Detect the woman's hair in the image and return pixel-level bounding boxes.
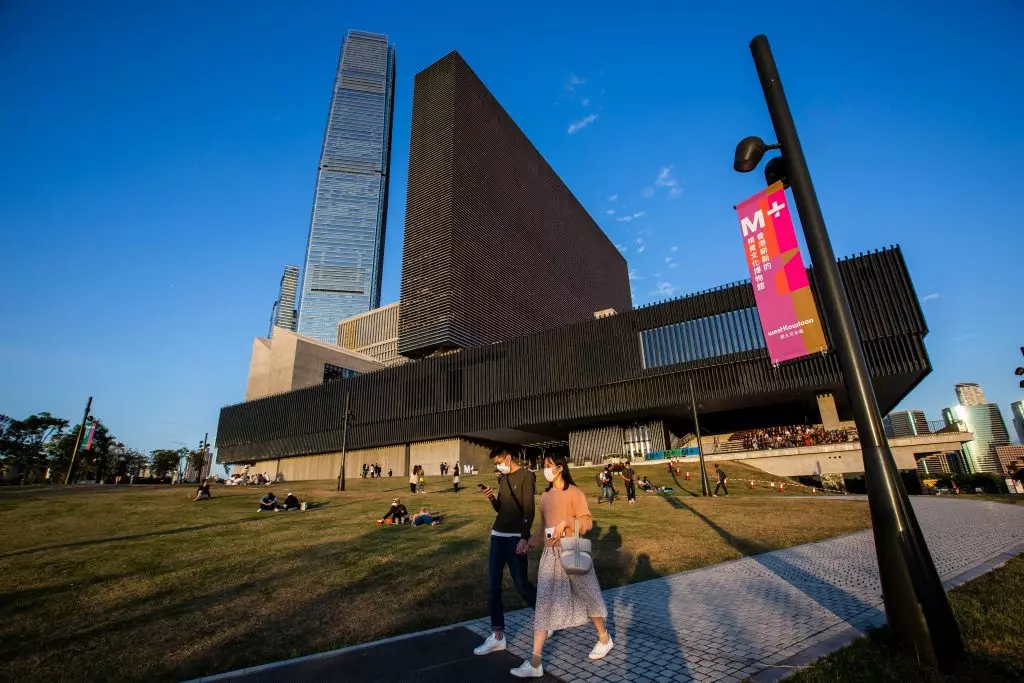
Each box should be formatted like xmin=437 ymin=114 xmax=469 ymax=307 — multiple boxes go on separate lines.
xmin=543 ymin=451 xmax=576 ymax=492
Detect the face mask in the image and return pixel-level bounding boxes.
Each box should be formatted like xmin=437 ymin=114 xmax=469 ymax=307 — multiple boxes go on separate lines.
xmin=496 ymin=462 xmax=511 ymax=474
xmin=543 ymin=467 xmax=558 ymax=482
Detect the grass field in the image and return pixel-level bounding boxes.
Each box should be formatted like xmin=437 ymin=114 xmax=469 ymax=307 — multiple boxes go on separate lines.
xmin=789 ymin=555 xmax=1024 ymax=683
xmin=0 ymin=462 xmax=871 ymax=682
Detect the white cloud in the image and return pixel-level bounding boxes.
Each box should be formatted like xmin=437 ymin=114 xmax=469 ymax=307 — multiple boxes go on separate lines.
xmin=617 ymin=211 xmax=646 ymax=223
xmin=640 ymin=187 xmax=655 ymax=199
xmin=568 ymin=113 xmax=598 ymax=134
xmin=637 ymin=245 xmax=646 ymax=253
xmin=581 ymin=97 xmax=590 ymax=106
xmin=669 ymin=263 xmax=678 ymax=268
xmin=665 ymin=257 xmax=673 ymax=263
xmin=605 ymin=209 xmax=615 ymax=215
xmin=921 ymin=292 xmax=940 ymax=303
xmin=650 ymin=282 xmax=676 ymax=298
xmin=566 ymin=73 xmax=586 ymax=92
xmin=628 ymin=270 xmax=641 ymax=281
xmin=654 ymin=166 xmax=682 ymax=198
xmin=635 ymin=238 xmax=644 ymax=246
xmin=608 ymin=194 xmax=618 ymax=201
xmin=670 ymin=246 xmax=678 ymax=252
xmin=615 ymin=243 xmax=627 ymax=253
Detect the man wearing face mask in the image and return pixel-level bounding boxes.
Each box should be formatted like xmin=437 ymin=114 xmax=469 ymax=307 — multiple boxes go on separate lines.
xmin=473 ymin=446 xmax=537 ymax=656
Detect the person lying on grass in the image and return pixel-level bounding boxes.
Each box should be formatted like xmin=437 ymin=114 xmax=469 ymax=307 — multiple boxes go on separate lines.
xmin=411 ymin=507 xmax=442 ymax=526
xmin=277 ymin=492 xmax=301 ymax=511
xmin=378 ymin=498 xmax=410 ymax=525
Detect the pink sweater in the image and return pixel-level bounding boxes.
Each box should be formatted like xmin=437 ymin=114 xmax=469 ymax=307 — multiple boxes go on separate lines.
xmin=529 ymin=484 xmax=593 ymax=548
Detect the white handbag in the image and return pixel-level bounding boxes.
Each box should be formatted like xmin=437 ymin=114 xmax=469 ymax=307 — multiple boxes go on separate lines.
xmin=558 ymin=518 xmax=593 ymax=576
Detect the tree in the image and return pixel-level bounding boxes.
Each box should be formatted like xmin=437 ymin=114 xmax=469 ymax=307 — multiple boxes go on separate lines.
xmin=151 ymin=448 xmax=187 ymax=480
xmin=0 ymin=413 xmax=69 ymax=482
xmin=48 ymin=418 xmax=116 ymax=483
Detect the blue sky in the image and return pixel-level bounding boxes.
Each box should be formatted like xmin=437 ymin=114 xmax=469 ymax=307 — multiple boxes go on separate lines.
xmin=1 ymin=0 xmax=1022 ymax=455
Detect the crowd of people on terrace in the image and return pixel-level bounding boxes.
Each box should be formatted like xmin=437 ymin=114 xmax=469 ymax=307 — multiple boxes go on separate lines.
xmin=740 ymin=424 xmax=857 ymax=451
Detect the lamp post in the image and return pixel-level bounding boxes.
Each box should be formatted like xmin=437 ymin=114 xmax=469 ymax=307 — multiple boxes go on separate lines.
xmin=689 ymin=377 xmax=711 ymax=496
xmin=733 ymin=34 xmax=963 ymax=670
xmin=336 ymin=392 xmax=352 ymax=492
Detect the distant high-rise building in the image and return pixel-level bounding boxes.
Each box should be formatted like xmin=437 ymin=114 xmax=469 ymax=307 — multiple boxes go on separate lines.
xmin=883 ymin=410 xmax=931 ymax=438
xmin=954 ymin=383 xmax=987 ymax=406
xmin=269 ymin=265 xmax=300 ymax=337
xmin=1011 ymin=400 xmax=1024 ymax=444
xmin=297 ymin=30 xmax=396 ymax=343
xmin=943 ymin=398 xmax=1011 ymax=474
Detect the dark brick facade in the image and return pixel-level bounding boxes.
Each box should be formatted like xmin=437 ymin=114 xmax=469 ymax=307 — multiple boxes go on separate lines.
xmin=398 ymin=51 xmax=631 ymax=358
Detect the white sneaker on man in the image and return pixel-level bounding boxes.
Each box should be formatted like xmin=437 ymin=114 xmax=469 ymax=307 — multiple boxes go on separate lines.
xmin=473 ymin=633 xmax=506 ymax=655
xmin=589 ymin=636 xmax=614 ymax=660
xmin=510 ymin=660 xmax=544 ymax=678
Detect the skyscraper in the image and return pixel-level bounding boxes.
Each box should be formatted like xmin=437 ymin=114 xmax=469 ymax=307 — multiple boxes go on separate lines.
xmin=954 ymin=383 xmax=987 ymax=406
xmin=883 ymin=410 xmax=931 ymax=438
xmin=269 ymin=265 xmax=300 ymax=337
xmin=1011 ymin=400 xmax=1024 ymax=444
xmin=943 ymin=382 xmax=1011 ymax=473
xmin=297 ymin=30 xmax=396 ymax=343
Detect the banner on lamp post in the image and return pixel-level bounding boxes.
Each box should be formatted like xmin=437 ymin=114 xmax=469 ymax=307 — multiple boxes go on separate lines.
xmin=737 ymin=181 xmax=827 ymax=365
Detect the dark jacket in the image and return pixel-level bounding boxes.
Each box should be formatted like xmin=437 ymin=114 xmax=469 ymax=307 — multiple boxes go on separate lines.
xmin=384 ymin=503 xmax=409 ymax=520
xmin=490 ymin=467 xmax=535 ymax=539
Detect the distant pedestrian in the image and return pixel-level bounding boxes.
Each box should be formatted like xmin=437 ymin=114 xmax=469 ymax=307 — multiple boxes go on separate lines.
xmin=418 ymin=469 xmax=425 ymax=493
xmin=713 ymin=465 xmax=728 ymax=497
xmin=621 ymin=463 xmax=636 ymax=504
xmin=598 ymin=466 xmax=614 ymax=505
xmin=453 ymin=470 xmax=461 ymax=493
xmin=409 ymin=466 xmax=418 ymax=494
xmin=362 ymin=463 xmax=369 ymax=479
xmin=388 ymin=468 xmax=393 ymax=478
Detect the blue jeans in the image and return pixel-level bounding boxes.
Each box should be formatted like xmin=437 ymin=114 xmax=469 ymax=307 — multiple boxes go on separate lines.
xmin=487 ymin=535 xmax=536 ymax=631
xmin=601 ymin=485 xmax=614 ymax=503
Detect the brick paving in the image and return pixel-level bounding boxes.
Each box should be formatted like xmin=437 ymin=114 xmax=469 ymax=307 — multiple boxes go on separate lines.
xmin=465 ymin=497 xmax=1024 ymax=682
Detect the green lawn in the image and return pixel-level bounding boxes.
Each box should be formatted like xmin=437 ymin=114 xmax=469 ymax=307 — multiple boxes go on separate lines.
xmin=0 ymin=463 xmax=870 ymax=682
xmin=788 ymin=555 xmax=1024 ymax=683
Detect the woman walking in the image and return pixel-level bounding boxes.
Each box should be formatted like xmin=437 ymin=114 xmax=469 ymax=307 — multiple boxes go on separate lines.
xmin=409 ymin=465 xmax=418 ymax=494
xmin=510 ymin=452 xmax=613 ymax=678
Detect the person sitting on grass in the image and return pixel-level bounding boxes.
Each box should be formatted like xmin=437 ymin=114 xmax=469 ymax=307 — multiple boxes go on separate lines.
xmin=258 ymin=492 xmax=279 ymax=512
xmin=194 ymin=482 xmax=211 ymax=501
xmin=379 ymin=498 xmax=409 ymax=525
xmin=639 ymin=476 xmax=657 ymax=493
xmin=278 ymin=492 xmax=301 ymax=511
xmin=411 ymin=507 xmax=442 ymax=526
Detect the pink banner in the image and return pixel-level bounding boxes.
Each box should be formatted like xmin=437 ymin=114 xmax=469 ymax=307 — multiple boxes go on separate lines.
xmin=737 ymin=182 xmax=828 ymax=365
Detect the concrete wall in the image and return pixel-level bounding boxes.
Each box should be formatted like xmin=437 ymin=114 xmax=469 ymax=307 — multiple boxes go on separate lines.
xmin=274 ymin=452 xmax=342 ymax=481
xmin=343 ymin=445 xmax=407 ymax=479
xmin=245 ymin=329 xmax=385 ymax=400
xmin=816 ymin=393 xmax=840 ymax=429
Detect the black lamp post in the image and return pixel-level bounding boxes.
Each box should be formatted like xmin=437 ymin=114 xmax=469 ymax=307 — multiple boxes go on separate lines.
xmin=734 ymin=35 xmax=963 ymax=670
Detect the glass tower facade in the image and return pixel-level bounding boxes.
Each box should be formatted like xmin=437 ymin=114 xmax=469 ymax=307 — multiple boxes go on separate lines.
xmin=297 ymin=30 xmax=396 ymax=343
xmin=943 ymin=403 xmax=1011 ymax=473
xmin=269 ymin=265 xmax=300 ymax=337
xmin=1011 ymin=400 xmax=1024 ymax=445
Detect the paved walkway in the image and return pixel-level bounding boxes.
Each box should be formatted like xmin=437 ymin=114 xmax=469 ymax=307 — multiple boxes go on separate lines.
xmin=190 ymin=498 xmax=1024 ymax=683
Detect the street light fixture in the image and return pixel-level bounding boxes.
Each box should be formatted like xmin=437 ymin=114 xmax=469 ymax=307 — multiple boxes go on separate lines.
xmin=734 ymin=35 xmax=963 ymax=671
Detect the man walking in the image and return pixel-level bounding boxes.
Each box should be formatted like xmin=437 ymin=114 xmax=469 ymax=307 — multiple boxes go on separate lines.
xmin=599 ymin=465 xmax=615 ymax=504
xmin=621 ymin=462 xmax=637 ymax=504
xmin=714 ymin=464 xmax=729 ymax=497
xmin=474 ymin=446 xmax=537 ymax=656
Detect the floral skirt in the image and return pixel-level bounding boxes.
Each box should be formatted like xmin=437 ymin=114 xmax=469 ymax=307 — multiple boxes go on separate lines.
xmin=534 ymin=546 xmax=607 ymax=632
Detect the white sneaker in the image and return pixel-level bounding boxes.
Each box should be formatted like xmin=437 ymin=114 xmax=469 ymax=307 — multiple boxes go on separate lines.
xmin=589 ymin=636 xmax=614 ymax=660
xmin=473 ymin=633 xmax=506 ymax=655
xmin=546 ymin=630 xmax=554 ymax=639
xmin=510 ymin=660 xmax=544 ymax=678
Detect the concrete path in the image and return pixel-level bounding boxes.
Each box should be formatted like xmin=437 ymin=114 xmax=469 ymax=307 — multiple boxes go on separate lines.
xmin=188 ymin=497 xmax=1024 ymax=683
